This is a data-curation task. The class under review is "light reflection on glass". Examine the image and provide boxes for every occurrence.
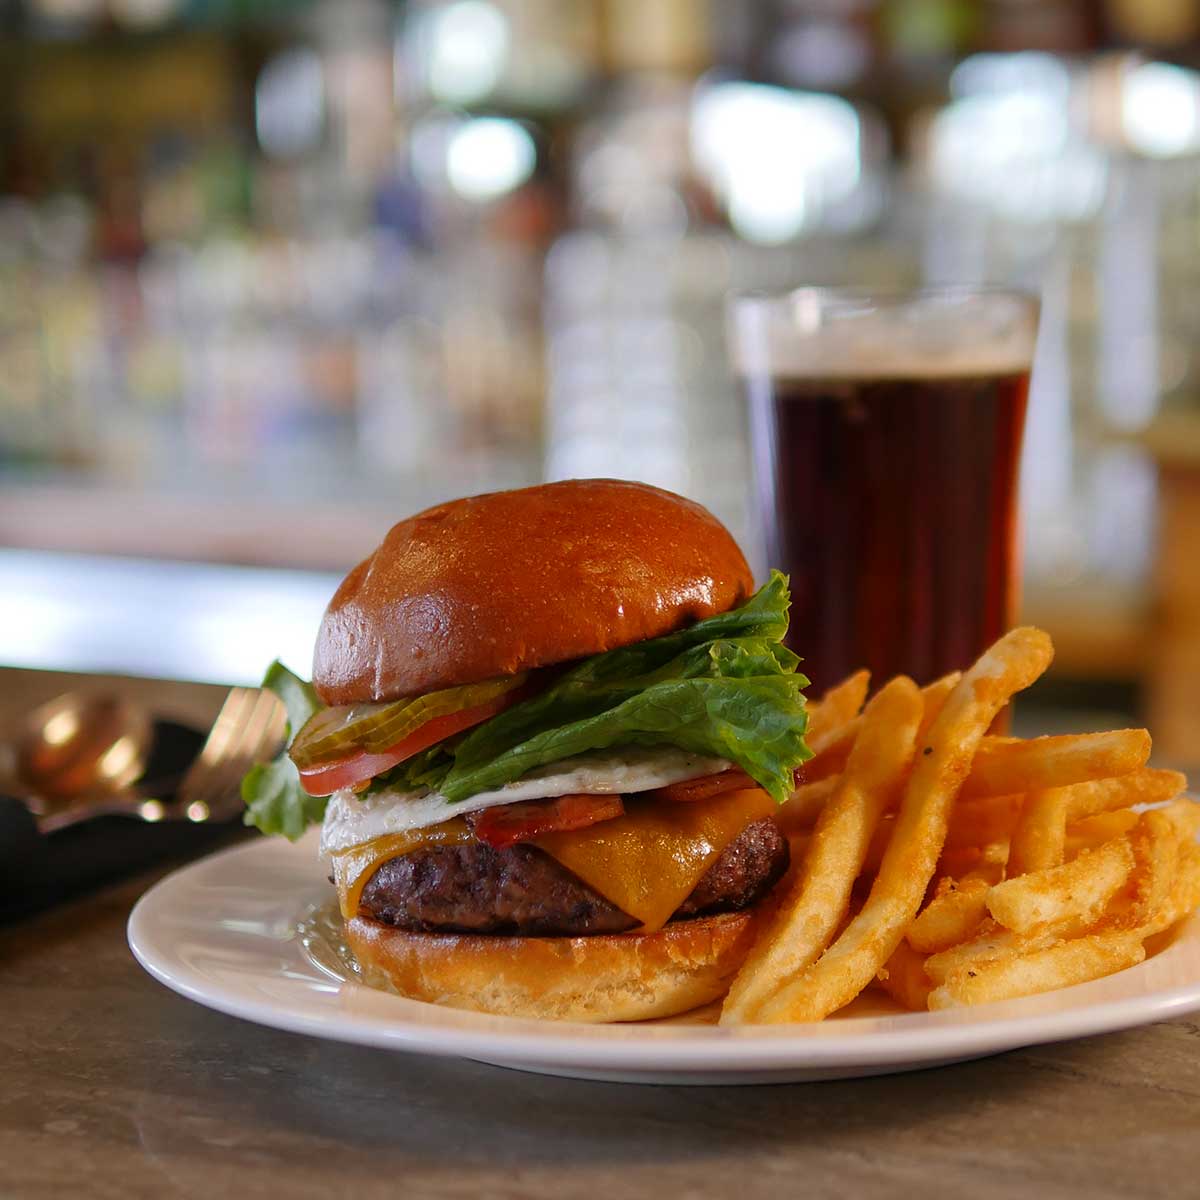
[690,81,866,244]
[1122,62,1200,159]
[424,0,510,105]
[445,118,536,202]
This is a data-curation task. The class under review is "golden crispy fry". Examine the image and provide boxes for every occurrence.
[915,672,964,741]
[1116,804,1200,936]
[805,670,870,751]
[944,793,1024,851]
[1008,788,1069,876]
[1158,797,1200,841]
[877,939,933,1011]
[778,776,840,832]
[927,930,1146,1010]
[721,676,922,1024]
[923,919,1065,985]
[960,730,1152,800]
[1064,810,1139,859]
[808,738,1169,815]
[1010,770,1187,876]
[802,673,960,787]
[1061,768,1187,822]
[1117,809,1183,931]
[1140,840,1200,936]
[907,877,990,953]
[751,627,1055,1024]
[986,837,1135,934]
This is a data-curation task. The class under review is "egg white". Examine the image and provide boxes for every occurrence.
[319,745,732,857]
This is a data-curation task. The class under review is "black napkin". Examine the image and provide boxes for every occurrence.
[0,720,247,924]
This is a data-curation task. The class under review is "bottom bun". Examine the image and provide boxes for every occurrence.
[345,911,759,1023]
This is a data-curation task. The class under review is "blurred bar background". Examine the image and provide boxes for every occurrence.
[4,0,1200,757]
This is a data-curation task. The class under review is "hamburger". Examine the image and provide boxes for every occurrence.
[242,479,811,1022]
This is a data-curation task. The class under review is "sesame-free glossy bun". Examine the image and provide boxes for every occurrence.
[312,479,753,705]
[345,911,758,1022]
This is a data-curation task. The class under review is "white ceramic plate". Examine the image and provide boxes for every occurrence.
[128,832,1200,1085]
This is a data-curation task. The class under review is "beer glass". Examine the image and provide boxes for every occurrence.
[729,287,1039,690]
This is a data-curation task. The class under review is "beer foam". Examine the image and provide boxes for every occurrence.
[730,289,1037,380]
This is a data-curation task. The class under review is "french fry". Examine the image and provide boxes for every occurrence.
[802,673,960,785]
[1061,768,1187,822]
[1115,802,1200,935]
[1064,810,1139,859]
[923,920,1067,985]
[1158,797,1200,841]
[944,793,1024,851]
[751,627,1055,1024]
[1008,788,1069,876]
[986,837,1135,934]
[1118,809,1182,931]
[907,877,990,953]
[720,676,922,1024]
[927,930,1146,1010]
[1141,840,1200,936]
[814,739,1174,810]
[778,776,840,832]
[805,670,870,751]
[959,730,1152,800]
[712,626,1193,1023]
[1009,769,1187,876]
[877,939,933,1011]
[916,673,963,742]
[801,733,1155,805]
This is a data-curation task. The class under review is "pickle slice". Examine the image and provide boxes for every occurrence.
[289,674,527,768]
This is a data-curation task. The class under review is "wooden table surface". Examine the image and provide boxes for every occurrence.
[4,669,1200,1200]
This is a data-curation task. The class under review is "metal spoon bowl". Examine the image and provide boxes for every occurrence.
[12,692,154,810]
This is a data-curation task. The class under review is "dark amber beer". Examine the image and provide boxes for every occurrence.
[731,289,1038,691]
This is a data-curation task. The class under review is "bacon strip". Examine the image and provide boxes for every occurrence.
[471,794,625,849]
[648,769,756,803]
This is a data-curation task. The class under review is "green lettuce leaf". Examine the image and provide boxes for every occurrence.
[442,672,808,804]
[241,661,326,840]
[368,571,806,802]
[246,571,811,836]
[434,570,809,804]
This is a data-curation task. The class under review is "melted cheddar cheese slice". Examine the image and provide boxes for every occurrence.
[534,788,777,931]
[330,788,777,930]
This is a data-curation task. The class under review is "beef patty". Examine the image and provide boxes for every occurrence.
[357,817,789,937]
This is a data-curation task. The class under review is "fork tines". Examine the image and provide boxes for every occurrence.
[176,687,287,821]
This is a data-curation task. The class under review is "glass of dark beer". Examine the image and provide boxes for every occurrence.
[729,286,1039,690]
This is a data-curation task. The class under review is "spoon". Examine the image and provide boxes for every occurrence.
[8,692,154,812]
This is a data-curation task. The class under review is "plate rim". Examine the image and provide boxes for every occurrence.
[127,834,1200,1073]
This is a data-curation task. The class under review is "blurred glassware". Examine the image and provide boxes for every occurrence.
[729,285,1038,688]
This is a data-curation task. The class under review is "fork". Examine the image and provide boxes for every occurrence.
[36,687,287,834]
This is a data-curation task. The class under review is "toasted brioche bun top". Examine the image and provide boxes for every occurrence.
[312,479,753,705]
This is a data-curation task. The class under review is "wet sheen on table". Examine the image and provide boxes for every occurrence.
[3,670,1200,1200]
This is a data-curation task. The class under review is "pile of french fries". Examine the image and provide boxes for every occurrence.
[720,627,1200,1023]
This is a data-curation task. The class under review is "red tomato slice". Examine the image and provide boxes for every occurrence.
[472,794,625,849]
[648,768,757,803]
[297,693,516,797]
